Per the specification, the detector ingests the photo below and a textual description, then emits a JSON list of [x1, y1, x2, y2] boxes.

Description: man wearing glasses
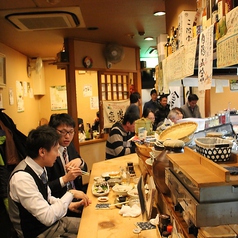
[[47, 113, 88, 217]]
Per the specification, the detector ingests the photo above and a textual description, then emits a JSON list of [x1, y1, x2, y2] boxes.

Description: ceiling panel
[[0, 0, 166, 59]]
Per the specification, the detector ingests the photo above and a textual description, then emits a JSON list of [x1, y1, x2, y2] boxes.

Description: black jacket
[[46, 142, 87, 198], [155, 103, 170, 125]]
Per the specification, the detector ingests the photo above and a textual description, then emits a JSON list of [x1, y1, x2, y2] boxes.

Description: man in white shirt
[[8, 125, 91, 238]]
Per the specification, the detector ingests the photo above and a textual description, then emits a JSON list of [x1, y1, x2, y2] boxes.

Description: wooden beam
[[64, 38, 80, 153]]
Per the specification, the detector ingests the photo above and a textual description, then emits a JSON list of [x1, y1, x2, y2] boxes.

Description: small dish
[[127, 188, 139, 198], [101, 171, 121, 178], [94, 176, 101, 181], [114, 197, 129, 208], [112, 184, 133, 196], [98, 196, 109, 202], [107, 178, 122, 187], [145, 158, 153, 166]]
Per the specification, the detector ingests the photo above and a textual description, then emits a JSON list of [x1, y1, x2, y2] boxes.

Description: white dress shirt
[[9, 156, 73, 227]]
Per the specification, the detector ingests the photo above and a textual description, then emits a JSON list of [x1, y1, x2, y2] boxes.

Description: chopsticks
[[82, 170, 90, 176], [109, 201, 129, 207]]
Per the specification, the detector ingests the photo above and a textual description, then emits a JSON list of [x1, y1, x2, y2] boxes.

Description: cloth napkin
[[119, 204, 141, 217]]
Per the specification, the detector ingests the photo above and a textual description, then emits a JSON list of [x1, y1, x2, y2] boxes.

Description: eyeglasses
[[57, 129, 75, 136]]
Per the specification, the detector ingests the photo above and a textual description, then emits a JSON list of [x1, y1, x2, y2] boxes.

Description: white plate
[[145, 158, 153, 166], [101, 171, 121, 178], [92, 182, 110, 197], [97, 196, 109, 202]]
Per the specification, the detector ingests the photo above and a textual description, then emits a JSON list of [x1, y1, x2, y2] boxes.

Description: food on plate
[[94, 182, 108, 193], [112, 184, 133, 196], [98, 196, 109, 202], [107, 178, 122, 187], [127, 188, 139, 198], [92, 182, 110, 196], [101, 171, 121, 178], [109, 171, 120, 177], [163, 139, 185, 151]]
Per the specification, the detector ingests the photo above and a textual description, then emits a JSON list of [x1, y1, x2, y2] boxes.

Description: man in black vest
[[8, 125, 91, 238]]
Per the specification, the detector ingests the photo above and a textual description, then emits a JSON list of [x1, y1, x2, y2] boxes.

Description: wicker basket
[[135, 143, 153, 157], [159, 122, 198, 145], [195, 137, 233, 162]]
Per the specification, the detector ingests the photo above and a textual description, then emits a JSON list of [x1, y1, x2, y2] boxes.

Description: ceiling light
[[154, 11, 166, 16], [144, 37, 154, 41]]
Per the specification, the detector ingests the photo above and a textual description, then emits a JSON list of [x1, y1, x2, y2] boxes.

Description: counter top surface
[[79, 137, 106, 146], [77, 153, 158, 238]]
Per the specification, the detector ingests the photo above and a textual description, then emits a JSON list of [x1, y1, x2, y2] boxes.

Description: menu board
[[162, 37, 197, 91], [198, 25, 214, 90], [217, 6, 238, 68], [217, 33, 238, 68]]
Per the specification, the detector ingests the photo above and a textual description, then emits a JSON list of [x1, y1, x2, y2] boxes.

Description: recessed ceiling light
[[154, 11, 166, 16], [144, 37, 154, 41]]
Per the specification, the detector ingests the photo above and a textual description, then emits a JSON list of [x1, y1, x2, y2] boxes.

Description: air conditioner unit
[[4, 7, 85, 31]]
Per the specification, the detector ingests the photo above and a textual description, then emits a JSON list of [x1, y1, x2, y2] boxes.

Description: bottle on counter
[[171, 26, 178, 53], [218, 0, 225, 20], [164, 35, 172, 58], [85, 123, 93, 140], [212, 0, 219, 24], [202, 5, 207, 30], [162, 231, 170, 238], [225, 0, 233, 14]]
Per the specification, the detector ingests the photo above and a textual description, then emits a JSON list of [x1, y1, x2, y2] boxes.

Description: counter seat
[[77, 153, 159, 238]]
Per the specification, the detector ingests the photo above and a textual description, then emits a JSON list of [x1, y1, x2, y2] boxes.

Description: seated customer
[[106, 111, 140, 160], [142, 108, 156, 131], [167, 109, 180, 124], [8, 125, 91, 238], [172, 107, 184, 120], [156, 110, 179, 134], [92, 111, 100, 132], [47, 113, 88, 218], [78, 118, 86, 142]]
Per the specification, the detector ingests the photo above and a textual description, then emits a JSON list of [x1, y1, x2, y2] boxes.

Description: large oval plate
[[92, 182, 110, 197]]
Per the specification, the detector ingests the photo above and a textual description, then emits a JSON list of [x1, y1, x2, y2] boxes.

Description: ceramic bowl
[[127, 188, 139, 198], [112, 184, 133, 196]]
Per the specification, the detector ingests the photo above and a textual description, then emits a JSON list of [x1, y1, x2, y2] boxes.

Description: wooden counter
[[79, 137, 107, 146], [77, 153, 159, 238]]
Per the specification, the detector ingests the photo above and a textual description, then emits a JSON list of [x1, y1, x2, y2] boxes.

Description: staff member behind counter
[[181, 94, 202, 118]]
